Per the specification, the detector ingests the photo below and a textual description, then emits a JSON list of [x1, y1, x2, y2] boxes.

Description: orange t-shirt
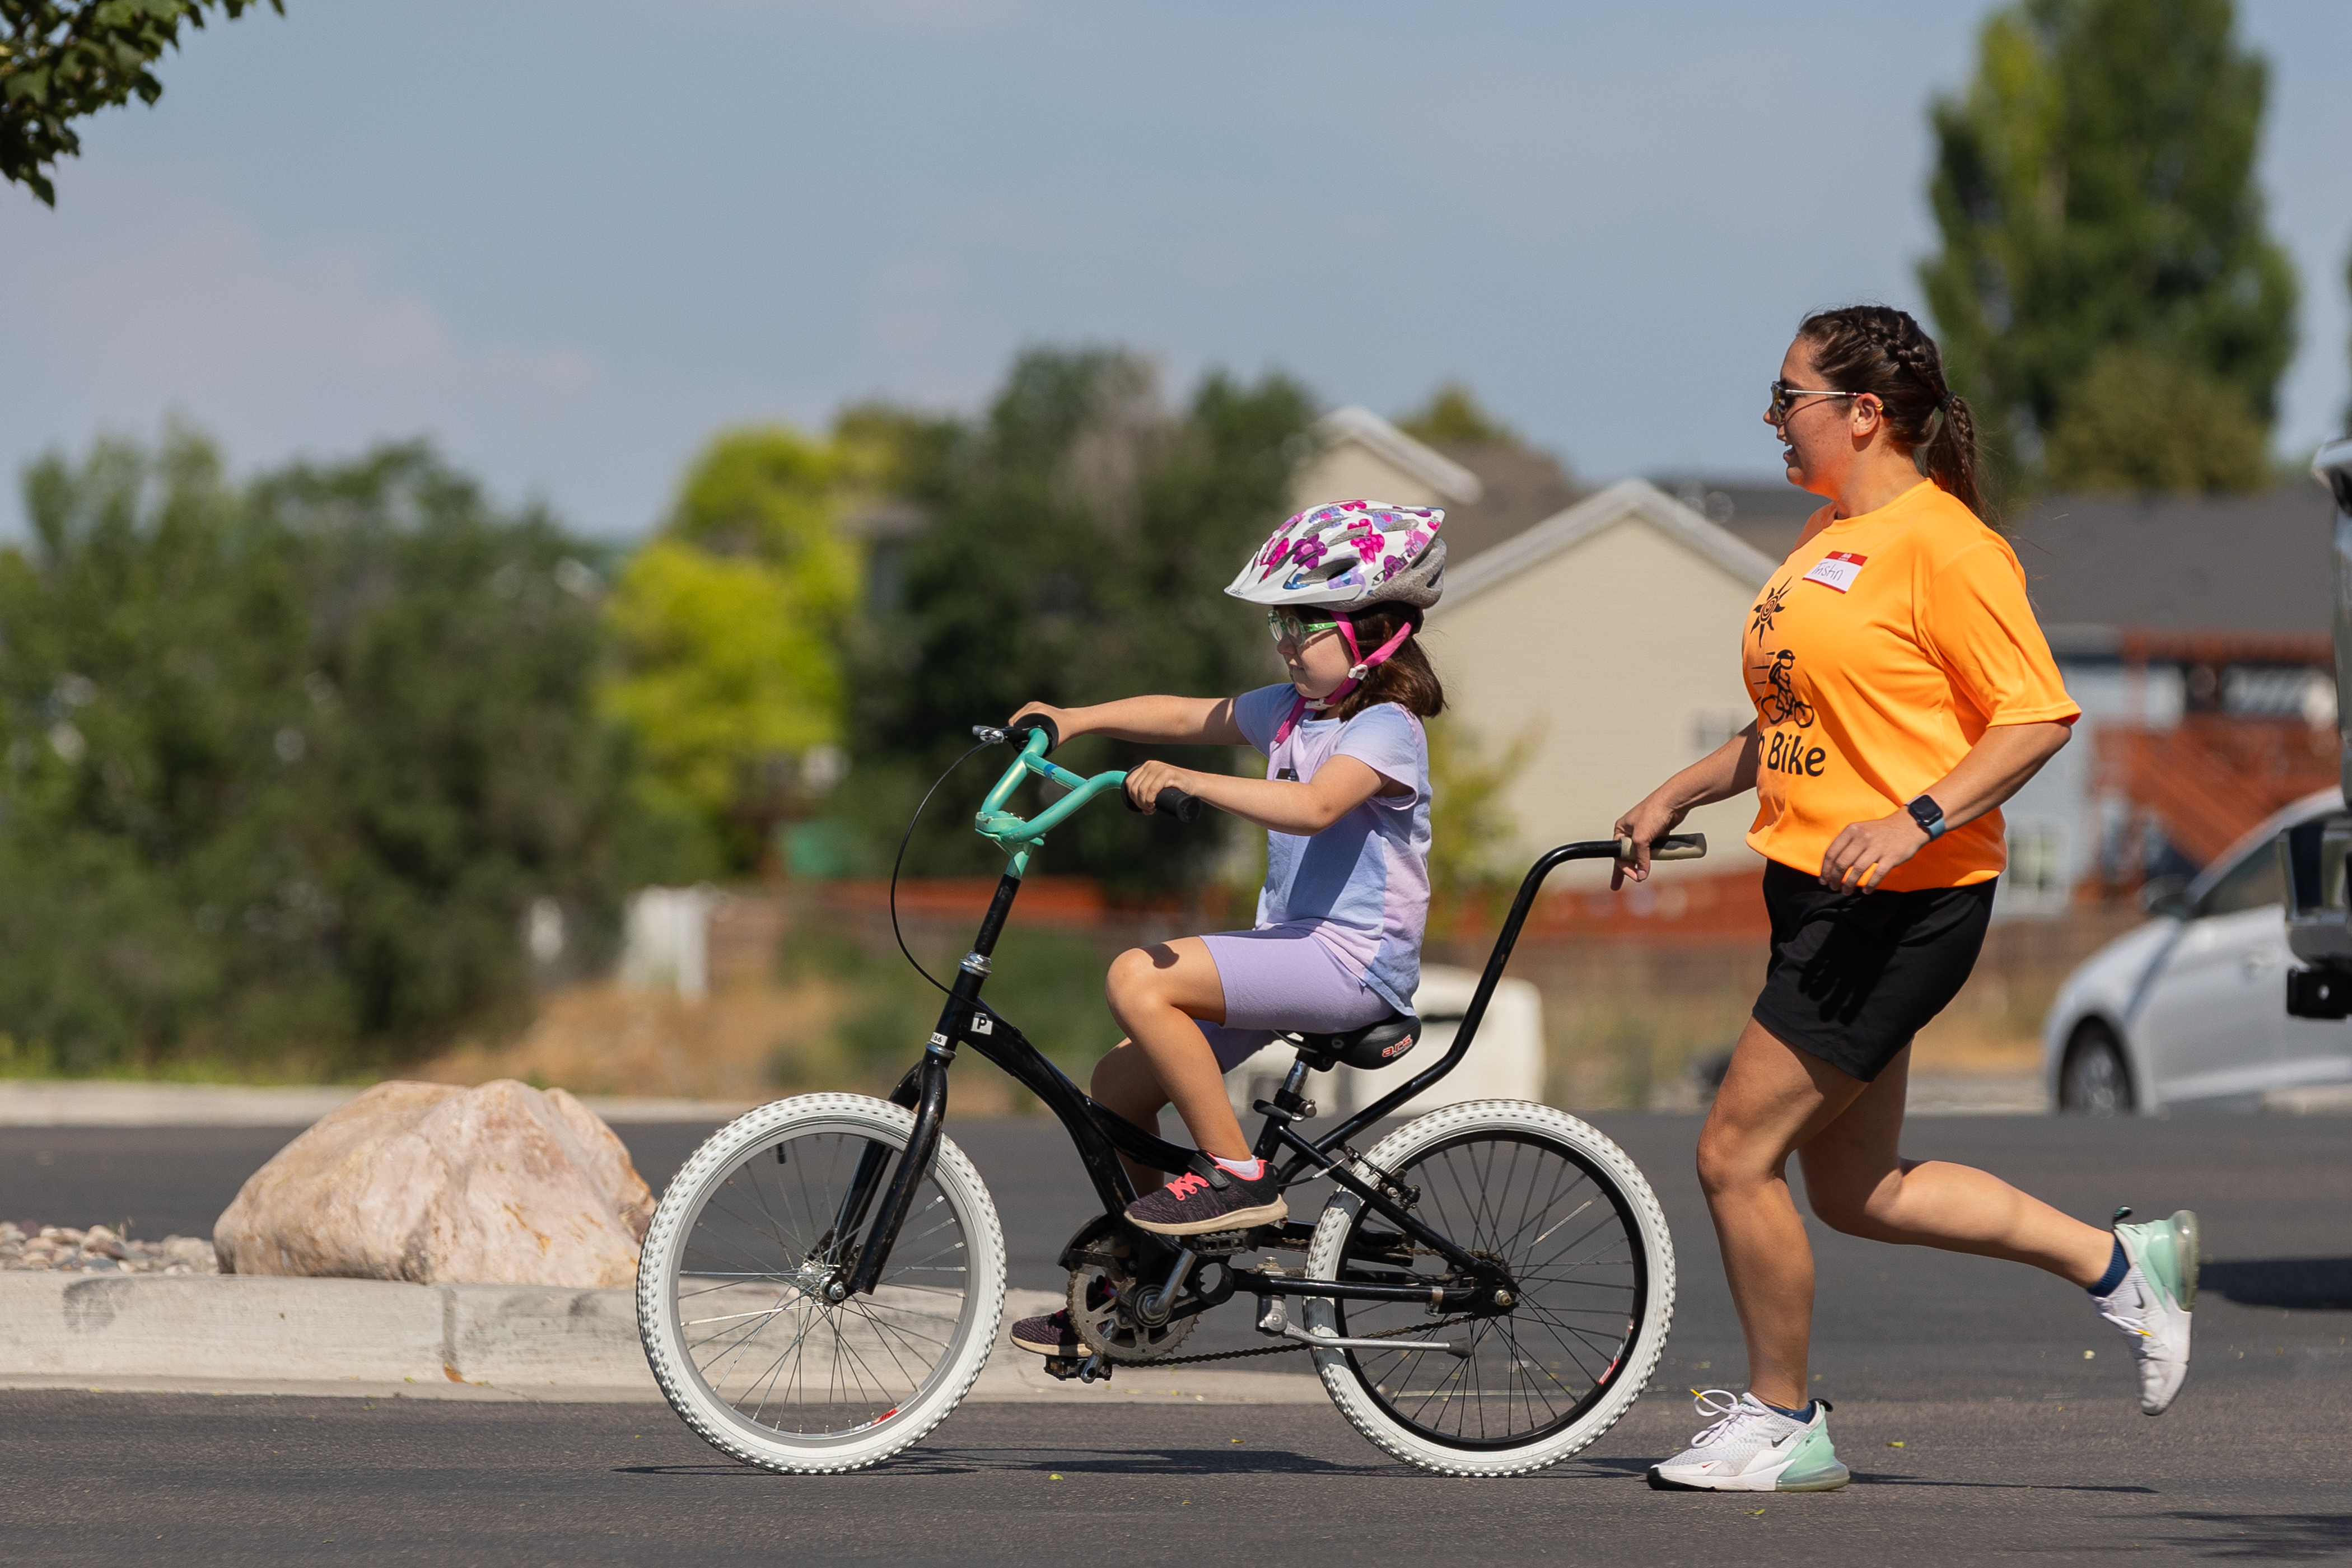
[[1740, 480, 2079, 890]]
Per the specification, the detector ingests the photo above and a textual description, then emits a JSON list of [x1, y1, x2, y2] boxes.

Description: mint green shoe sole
[[1775, 1424, 1850, 1490], [2120, 1208, 2200, 1311]]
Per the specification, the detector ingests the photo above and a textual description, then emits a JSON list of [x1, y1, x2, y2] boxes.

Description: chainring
[[1067, 1251, 1199, 1362]]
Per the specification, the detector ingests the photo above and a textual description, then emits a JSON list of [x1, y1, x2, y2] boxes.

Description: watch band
[[1906, 795, 1948, 841]]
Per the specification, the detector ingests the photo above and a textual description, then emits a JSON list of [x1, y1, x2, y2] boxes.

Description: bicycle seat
[[1287, 1012, 1420, 1073]]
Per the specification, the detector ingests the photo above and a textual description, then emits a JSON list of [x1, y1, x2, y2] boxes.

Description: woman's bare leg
[[1695, 1019, 1870, 1410], [1799, 1046, 2113, 1282], [1702, 1021, 2122, 1410], [1103, 937, 1250, 1160]]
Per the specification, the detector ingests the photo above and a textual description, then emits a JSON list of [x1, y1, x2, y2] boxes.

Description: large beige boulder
[[214, 1080, 656, 1289]]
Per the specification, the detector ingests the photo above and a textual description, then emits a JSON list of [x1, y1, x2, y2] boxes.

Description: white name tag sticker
[[1801, 551, 1868, 593]]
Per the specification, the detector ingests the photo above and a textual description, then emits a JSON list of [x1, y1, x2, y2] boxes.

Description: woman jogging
[[1613, 305, 2198, 1493]]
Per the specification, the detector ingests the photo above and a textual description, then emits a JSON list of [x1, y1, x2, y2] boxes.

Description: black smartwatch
[[1905, 795, 1948, 841]]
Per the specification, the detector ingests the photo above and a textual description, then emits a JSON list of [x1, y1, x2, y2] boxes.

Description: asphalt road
[[4, 1110, 2347, 1563]]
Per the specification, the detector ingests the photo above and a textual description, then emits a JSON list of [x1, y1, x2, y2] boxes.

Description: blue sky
[[5, 0, 2348, 539]]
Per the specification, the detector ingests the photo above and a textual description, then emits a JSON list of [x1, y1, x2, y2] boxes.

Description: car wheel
[[2059, 1025, 2134, 1116]]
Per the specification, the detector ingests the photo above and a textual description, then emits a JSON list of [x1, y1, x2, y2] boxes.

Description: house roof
[[1431, 478, 1780, 617], [1431, 441, 1586, 566], [1312, 407, 1485, 506], [2008, 486, 2336, 650]]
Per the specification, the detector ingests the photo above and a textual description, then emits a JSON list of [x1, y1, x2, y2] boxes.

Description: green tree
[[3, 0, 283, 207], [602, 426, 860, 875], [1396, 381, 1520, 448], [843, 349, 1313, 897], [1919, 0, 2296, 491], [2042, 346, 2270, 491], [0, 428, 649, 1076], [1425, 714, 1536, 901]]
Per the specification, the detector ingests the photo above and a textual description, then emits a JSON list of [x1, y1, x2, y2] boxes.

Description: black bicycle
[[637, 718, 1690, 1475]]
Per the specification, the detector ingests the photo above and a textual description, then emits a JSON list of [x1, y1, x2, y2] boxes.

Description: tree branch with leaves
[[2, 0, 282, 206]]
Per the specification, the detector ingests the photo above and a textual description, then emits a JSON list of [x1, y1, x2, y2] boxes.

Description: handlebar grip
[[1156, 787, 1203, 825], [1616, 832, 1707, 861], [1010, 712, 1060, 754], [1122, 783, 1203, 823]]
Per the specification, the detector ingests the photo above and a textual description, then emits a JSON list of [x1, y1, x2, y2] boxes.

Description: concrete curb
[[0, 1277, 1325, 1406]]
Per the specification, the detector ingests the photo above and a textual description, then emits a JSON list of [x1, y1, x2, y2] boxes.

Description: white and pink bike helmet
[[1224, 500, 1446, 741]]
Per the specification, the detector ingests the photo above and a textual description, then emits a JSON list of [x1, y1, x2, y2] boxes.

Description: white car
[[2043, 788, 2352, 1113]]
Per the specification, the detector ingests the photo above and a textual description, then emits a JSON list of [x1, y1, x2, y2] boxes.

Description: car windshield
[[2199, 841, 2284, 917]]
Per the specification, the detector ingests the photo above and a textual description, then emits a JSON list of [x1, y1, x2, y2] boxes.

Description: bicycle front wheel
[[636, 1093, 1006, 1473], [1303, 1099, 1674, 1476]]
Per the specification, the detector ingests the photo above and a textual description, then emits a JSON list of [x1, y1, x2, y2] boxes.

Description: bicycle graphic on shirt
[[1751, 648, 1816, 729]]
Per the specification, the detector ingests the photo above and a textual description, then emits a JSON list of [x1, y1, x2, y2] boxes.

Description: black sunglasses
[[1765, 379, 1854, 427]]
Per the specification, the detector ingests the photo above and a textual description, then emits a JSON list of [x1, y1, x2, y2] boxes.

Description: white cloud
[[0, 160, 799, 536]]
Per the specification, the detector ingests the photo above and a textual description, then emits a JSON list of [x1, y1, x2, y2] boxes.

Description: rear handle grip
[[1617, 832, 1706, 861]]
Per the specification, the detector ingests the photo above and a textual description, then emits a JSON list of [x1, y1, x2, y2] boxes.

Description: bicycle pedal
[[1189, 1229, 1252, 1256], [1041, 1355, 1084, 1382]]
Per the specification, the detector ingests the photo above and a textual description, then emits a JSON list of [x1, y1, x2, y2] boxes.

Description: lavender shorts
[[1195, 926, 1396, 1071]]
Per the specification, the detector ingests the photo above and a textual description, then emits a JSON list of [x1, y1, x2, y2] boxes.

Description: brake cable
[[888, 738, 995, 997]]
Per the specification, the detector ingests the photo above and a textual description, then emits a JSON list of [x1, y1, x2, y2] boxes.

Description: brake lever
[[971, 725, 1011, 745]]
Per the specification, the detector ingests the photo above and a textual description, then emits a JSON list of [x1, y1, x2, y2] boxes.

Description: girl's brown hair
[[1798, 305, 1990, 523], [1328, 604, 1445, 722]]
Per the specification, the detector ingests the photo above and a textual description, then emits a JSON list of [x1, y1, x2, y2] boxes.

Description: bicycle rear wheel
[[1303, 1099, 1674, 1476], [637, 1093, 1005, 1473]]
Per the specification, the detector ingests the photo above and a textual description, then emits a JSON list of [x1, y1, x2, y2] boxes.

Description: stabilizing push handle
[[1616, 832, 1707, 862], [1123, 784, 1204, 824]]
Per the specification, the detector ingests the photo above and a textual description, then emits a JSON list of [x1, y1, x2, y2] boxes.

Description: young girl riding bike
[[1005, 501, 1447, 1360]]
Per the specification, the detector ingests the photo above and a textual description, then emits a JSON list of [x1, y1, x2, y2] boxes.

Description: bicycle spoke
[[669, 1119, 978, 1442], [1340, 1128, 1650, 1452]]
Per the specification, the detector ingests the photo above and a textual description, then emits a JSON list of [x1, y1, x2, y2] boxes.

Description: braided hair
[[1797, 305, 1989, 523]]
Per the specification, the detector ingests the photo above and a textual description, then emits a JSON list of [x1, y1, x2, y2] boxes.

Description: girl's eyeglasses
[[1766, 380, 1853, 427], [1266, 609, 1341, 647]]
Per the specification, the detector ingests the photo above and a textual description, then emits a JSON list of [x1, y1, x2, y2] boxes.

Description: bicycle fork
[[840, 871, 1021, 1298]]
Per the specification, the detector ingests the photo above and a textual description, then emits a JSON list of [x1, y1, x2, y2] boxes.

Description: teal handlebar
[[974, 727, 1135, 851]]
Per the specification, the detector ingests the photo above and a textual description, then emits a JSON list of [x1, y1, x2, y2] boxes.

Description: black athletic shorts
[[1749, 860, 1996, 1082]]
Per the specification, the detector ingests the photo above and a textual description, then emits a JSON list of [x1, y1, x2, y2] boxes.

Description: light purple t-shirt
[[1231, 684, 1433, 1015]]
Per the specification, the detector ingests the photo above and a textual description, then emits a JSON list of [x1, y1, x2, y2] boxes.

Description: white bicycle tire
[[636, 1093, 1006, 1474], [1302, 1098, 1676, 1477]]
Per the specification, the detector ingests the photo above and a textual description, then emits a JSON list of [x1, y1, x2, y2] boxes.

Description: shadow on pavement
[[2156, 1511, 2352, 1560], [617, 1445, 1377, 1480], [2200, 1258, 2352, 1310], [1851, 1474, 2157, 1494]]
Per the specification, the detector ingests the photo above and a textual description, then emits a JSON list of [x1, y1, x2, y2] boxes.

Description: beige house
[[1291, 408, 1779, 888]]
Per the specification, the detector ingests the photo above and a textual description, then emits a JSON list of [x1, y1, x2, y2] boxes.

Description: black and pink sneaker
[[1010, 1275, 1117, 1357], [1125, 1163, 1287, 1236]]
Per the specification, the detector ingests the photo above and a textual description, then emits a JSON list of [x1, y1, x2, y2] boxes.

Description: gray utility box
[[2284, 436, 2352, 1016]]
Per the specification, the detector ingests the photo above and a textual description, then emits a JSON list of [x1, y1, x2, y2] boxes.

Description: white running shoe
[[1647, 1390, 1850, 1492], [2093, 1207, 2199, 1416]]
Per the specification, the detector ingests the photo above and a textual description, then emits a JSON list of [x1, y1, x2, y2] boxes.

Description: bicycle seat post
[[1250, 1055, 1317, 1163]]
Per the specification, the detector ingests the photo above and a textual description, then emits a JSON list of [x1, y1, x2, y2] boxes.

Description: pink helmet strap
[[1271, 615, 1416, 745]]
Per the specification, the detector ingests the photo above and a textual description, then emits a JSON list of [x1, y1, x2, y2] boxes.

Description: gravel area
[[0, 1222, 217, 1274]]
